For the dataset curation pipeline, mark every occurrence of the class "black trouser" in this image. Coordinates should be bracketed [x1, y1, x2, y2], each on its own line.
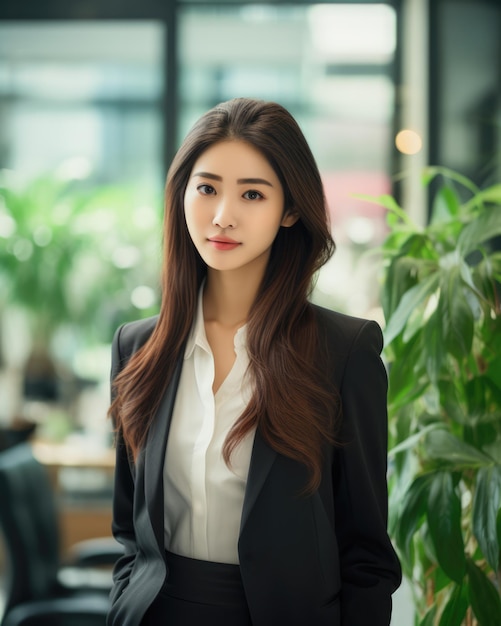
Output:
[143, 550, 253, 625]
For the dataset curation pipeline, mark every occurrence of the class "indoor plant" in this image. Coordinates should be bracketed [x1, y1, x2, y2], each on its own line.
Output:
[0, 171, 161, 430]
[371, 167, 501, 625]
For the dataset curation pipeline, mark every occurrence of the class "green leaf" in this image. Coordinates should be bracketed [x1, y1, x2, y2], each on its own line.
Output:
[466, 557, 501, 626]
[473, 465, 501, 571]
[497, 500, 501, 530]
[464, 421, 498, 452]
[438, 583, 468, 626]
[402, 305, 426, 344]
[439, 379, 468, 425]
[462, 183, 501, 211]
[465, 377, 487, 421]
[460, 258, 488, 305]
[440, 267, 474, 359]
[497, 508, 501, 555]
[379, 229, 416, 257]
[419, 605, 437, 626]
[395, 474, 433, 562]
[486, 356, 501, 392]
[388, 423, 445, 458]
[423, 307, 444, 385]
[382, 254, 419, 320]
[400, 233, 435, 259]
[386, 333, 427, 408]
[427, 471, 466, 583]
[457, 208, 501, 256]
[425, 430, 493, 467]
[354, 192, 415, 226]
[483, 438, 501, 462]
[434, 563, 454, 594]
[421, 167, 439, 188]
[422, 166, 480, 197]
[432, 185, 460, 222]
[384, 274, 440, 345]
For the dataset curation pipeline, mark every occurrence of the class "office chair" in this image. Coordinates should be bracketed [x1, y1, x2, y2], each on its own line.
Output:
[0, 442, 122, 626]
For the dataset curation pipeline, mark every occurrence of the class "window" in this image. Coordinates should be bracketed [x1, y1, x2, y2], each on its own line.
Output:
[179, 3, 397, 316]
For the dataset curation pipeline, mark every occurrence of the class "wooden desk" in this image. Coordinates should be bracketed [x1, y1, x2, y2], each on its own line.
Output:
[32, 439, 115, 476]
[32, 440, 116, 557]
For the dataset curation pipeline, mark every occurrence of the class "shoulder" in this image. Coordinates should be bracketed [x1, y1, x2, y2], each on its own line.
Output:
[112, 315, 159, 362]
[311, 303, 383, 356]
[310, 304, 387, 402]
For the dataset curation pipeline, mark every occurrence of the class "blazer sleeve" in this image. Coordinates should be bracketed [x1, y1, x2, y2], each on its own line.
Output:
[109, 324, 138, 608]
[333, 320, 401, 625]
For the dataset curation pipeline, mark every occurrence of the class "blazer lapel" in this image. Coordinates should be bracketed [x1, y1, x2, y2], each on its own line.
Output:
[240, 429, 277, 533]
[140, 352, 277, 546]
[144, 354, 184, 548]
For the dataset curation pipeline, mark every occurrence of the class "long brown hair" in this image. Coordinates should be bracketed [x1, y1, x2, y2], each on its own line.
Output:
[110, 98, 338, 492]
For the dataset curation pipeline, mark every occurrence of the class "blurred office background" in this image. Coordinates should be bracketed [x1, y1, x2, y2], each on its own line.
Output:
[0, 1, 499, 623]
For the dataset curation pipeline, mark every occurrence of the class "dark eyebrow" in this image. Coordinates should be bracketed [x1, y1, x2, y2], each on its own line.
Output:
[193, 172, 222, 182]
[192, 172, 273, 187]
[237, 177, 273, 187]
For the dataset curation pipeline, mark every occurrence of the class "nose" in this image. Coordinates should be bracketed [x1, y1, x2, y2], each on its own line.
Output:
[212, 197, 236, 229]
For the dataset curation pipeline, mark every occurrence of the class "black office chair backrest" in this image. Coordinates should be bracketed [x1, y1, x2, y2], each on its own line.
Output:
[0, 442, 61, 614]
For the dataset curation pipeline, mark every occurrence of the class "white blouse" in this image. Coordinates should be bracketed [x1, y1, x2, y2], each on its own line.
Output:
[163, 290, 255, 564]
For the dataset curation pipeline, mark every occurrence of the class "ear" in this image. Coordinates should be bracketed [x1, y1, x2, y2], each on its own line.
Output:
[281, 210, 299, 228]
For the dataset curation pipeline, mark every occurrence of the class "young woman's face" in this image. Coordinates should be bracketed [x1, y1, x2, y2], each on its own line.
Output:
[184, 140, 296, 277]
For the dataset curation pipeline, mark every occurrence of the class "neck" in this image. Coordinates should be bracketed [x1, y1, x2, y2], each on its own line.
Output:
[203, 267, 264, 327]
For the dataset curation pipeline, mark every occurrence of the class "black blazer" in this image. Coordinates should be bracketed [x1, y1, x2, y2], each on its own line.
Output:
[107, 304, 401, 626]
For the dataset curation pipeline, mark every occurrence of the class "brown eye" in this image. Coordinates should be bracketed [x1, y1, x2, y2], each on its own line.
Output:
[197, 184, 216, 195]
[243, 190, 263, 201]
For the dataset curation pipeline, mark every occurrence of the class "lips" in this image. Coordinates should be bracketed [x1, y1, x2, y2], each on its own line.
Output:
[208, 236, 241, 251]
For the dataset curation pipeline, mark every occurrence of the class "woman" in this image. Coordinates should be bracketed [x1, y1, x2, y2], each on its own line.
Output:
[108, 97, 401, 626]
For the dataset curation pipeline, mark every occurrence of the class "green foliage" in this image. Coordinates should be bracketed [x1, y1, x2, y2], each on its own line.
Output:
[379, 167, 501, 625]
[0, 172, 162, 346]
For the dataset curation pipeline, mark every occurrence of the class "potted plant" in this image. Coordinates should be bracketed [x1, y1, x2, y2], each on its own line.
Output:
[0, 171, 161, 435]
[366, 167, 501, 625]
